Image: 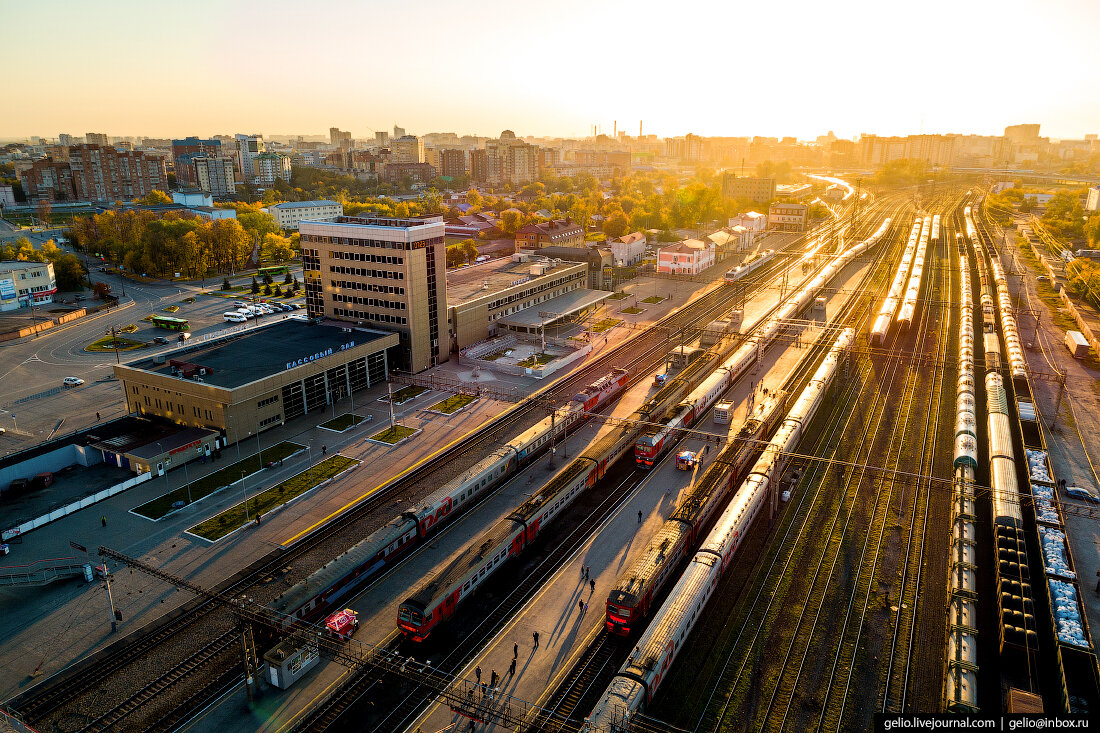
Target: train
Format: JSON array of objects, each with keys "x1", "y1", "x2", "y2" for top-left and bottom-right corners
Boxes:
[
  {"x1": 634, "y1": 219, "x2": 892, "y2": 469},
  {"x1": 871, "y1": 219, "x2": 924, "y2": 346},
  {"x1": 586, "y1": 328, "x2": 855, "y2": 728},
  {"x1": 896, "y1": 216, "x2": 933, "y2": 329},
  {"x1": 607, "y1": 389, "x2": 788, "y2": 635},
  {"x1": 398, "y1": 219, "x2": 891, "y2": 642},
  {"x1": 264, "y1": 368, "x2": 630, "y2": 630},
  {"x1": 945, "y1": 243, "x2": 980, "y2": 713},
  {"x1": 723, "y1": 250, "x2": 776, "y2": 284}
]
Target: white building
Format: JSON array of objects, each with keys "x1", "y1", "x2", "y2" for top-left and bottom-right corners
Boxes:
[
  {"x1": 268, "y1": 200, "x2": 343, "y2": 230},
  {"x1": 0, "y1": 185, "x2": 14, "y2": 208},
  {"x1": 1086, "y1": 186, "x2": 1100, "y2": 212},
  {"x1": 235, "y1": 134, "x2": 265, "y2": 180},
  {"x1": 729, "y1": 211, "x2": 767, "y2": 232},
  {"x1": 172, "y1": 191, "x2": 213, "y2": 207},
  {"x1": 609, "y1": 231, "x2": 647, "y2": 266},
  {"x1": 253, "y1": 153, "x2": 292, "y2": 186},
  {"x1": 0, "y1": 261, "x2": 56, "y2": 311},
  {"x1": 657, "y1": 239, "x2": 715, "y2": 275}
]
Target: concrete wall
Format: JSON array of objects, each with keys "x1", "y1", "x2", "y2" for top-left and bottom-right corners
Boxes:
[
  {"x1": 0, "y1": 443, "x2": 102, "y2": 491},
  {"x1": 2, "y1": 472, "x2": 151, "y2": 540}
]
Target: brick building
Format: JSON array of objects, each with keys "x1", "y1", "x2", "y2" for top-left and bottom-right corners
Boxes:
[
  {"x1": 69, "y1": 145, "x2": 167, "y2": 201},
  {"x1": 515, "y1": 219, "x2": 584, "y2": 250},
  {"x1": 440, "y1": 149, "x2": 466, "y2": 178}
]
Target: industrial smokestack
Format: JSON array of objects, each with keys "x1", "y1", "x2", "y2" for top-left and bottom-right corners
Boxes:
[
  {"x1": 614, "y1": 120, "x2": 617, "y2": 137},
  {"x1": 639, "y1": 120, "x2": 643, "y2": 138}
]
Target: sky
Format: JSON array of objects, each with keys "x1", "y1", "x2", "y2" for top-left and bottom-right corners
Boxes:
[{"x1": 3, "y1": 0, "x2": 1099, "y2": 141}]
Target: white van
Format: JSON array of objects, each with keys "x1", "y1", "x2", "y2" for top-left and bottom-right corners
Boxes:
[{"x1": 224, "y1": 312, "x2": 247, "y2": 323}]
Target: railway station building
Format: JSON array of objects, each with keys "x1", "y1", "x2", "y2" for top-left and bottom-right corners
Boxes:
[{"x1": 113, "y1": 318, "x2": 399, "y2": 442}]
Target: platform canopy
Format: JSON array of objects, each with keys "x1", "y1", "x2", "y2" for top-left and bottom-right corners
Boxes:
[{"x1": 496, "y1": 288, "x2": 612, "y2": 329}]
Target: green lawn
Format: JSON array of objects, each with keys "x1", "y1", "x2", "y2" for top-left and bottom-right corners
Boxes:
[
  {"x1": 86, "y1": 335, "x2": 145, "y2": 352},
  {"x1": 621, "y1": 306, "x2": 645, "y2": 314},
  {"x1": 163, "y1": 305, "x2": 180, "y2": 312},
  {"x1": 119, "y1": 323, "x2": 138, "y2": 333},
  {"x1": 641, "y1": 295, "x2": 666, "y2": 304},
  {"x1": 517, "y1": 352, "x2": 554, "y2": 367},
  {"x1": 320, "y1": 413, "x2": 368, "y2": 431},
  {"x1": 382, "y1": 385, "x2": 428, "y2": 404},
  {"x1": 141, "y1": 314, "x2": 155, "y2": 321},
  {"x1": 182, "y1": 297, "x2": 195, "y2": 303},
  {"x1": 592, "y1": 318, "x2": 622, "y2": 333},
  {"x1": 607, "y1": 291, "x2": 631, "y2": 300},
  {"x1": 187, "y1": 455, "x2": 359, "y2": 541},
  {"x1": 369, "y1": 425, "x2": 419, "y2": 444},
  {"x1": 430, "y1": 394, "x2": 477, "y2": 414},
  {"x1": 132, "y1": 441, "x2": 305, "y2": 520}
]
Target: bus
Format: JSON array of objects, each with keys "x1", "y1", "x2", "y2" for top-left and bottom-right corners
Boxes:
[
  {"x1": 150, "y1": 315, "x2": 190, "y2": 331},
  {"x1": 258, "y1": 265, "x2": 290, "y2": 278}
]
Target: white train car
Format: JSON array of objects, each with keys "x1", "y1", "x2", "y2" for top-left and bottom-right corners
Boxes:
[
  {"x1": 897, "y1": 216, "x2": 932, "y2": 328},
  {"x1": 871, "y1": 219, "x2": 923, "y2": 346},
  {"x1": 586, "y1": 328, "x2": 855, "y2": 727}
]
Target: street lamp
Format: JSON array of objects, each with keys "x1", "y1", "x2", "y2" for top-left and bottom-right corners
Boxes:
[{"x1": 241, "y1": 470, "x2": 250, "y2": 523}]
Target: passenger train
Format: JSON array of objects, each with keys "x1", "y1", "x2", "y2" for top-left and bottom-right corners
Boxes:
[
  {"x1": 871, "y1": 218, "x2": 923, "y2": 346},
  {"x1": 264, "y1": 368, "x2": 629, "y2": 630},
  {"x1": 586, "y1": 328, "x2": 855, "y2": 728},
  {"x1": 634, "y1": 219, "x2": 892, "y2": 469},
  {"x1": 896, "y1": 216, "x2": 933, "y2": 329},
  {"x1": 398, "y1": 220, "x2": 891, "y2": 642},
  {"x1": 723, "y1": 250, "x2": 776, "y2": 284},
  {"x1": 607, "y1": 389, "x2": 788, "y2": 634}
]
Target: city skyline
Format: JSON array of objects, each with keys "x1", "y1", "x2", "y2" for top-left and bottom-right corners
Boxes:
[{"x1": 3, "y1": 0, "x2": 1099, "y2": 141}]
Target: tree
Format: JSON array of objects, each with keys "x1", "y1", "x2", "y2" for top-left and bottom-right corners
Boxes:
[
  {"x1": 263, "y1": 283, "x2": 272, "y2": 295},
  {"x1": 52, "y1": 253, "x2": 86, "y2": 291},
  {"x1": 93, "y1": 281, "x2": 112, "y2": 300},
  {"x1": 138, "y1": 190, "x2": 173, "y2": 205},
  {"x1": 283, "y1": 271, "x2": 293, "y2": 285},
  {"x1": 261, "y1": 233, "x2": 295, "y2": 264},
  {"x1": 222, "y1": 276, "x2": 232, "y2": 290},
  {"x1": 251, "y1": 277, "x2": 260, "y2": 294},
  {"x1": 36, "y1": 199, "x2": 52, "y2": 226},
  {"x1": 262, "y1": 272, "x2": 273, "y2": 285},
  {"x1": 1086, "y1": 214, "x2": 1100, "y2": 247},
  {"x1": 499, "y1": 210, "x2": 525, "y2": 235},
  {"x1": 603, "y1": 211, "x2": 630, "y2": 238}
]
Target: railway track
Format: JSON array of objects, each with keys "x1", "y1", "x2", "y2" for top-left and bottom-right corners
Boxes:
[{"x1": 8, "y1": 220, "x2": 837, "y2": 733}]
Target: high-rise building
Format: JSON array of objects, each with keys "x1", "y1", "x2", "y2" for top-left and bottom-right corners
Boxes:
[
  {"x1": 85, "y1": 132, "x2": 109, "y2": 146},
  {"x1": 1004, "y1": 124, "x2": 1041, "y2": 145},
  {"x1": 58, "y1": 134, "x2": 74, "y2": 147},
  {"x1": 375, "y1": 131, "x2": 389, "y2": 148},
  {"x1": 68, "y1": 145, "x2": 167, "y2": 201},
  {"x1": 19, "y1": 158, "x2": 76, "y2": 201},
  {"x1": 299, "y1": 214, "x2": 448, "y2": 372},
  {"x1": 253, "y1": 152, "x2": 292, "y2": 186},
  {"x1": 393, "y1": 125, "x2": 406, "y2": 139},
  {"x1": 392, "y1": 135, "x2": 424, "y2": 164},
  {"x1": 172, "y1": 138, "x2": 222, "y2": 187},
  {"x1": 469, "y1": 149, "x2": 489, "y2": 182},
  {"x1": 235, "y1": 134, "x2": 265, "y2": 180},
  {"x1": 858, "y1": 134, "x2": 956, "y2": 167},
  {"x1": 330, "y1": 127, "x2": 352, "y2": 149},
  {"x1": 485, "y1": 130, "x2": 538, "y2": 184},
  {"x1": 193, "y1": 156, "x2": 237, "y2": 196},
  {"x1": 440, "y1": 149, "x2": 466, "y2": 178}
]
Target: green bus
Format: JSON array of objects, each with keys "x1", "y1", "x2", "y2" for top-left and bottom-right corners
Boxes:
[
  {"x1": 258, "y1": 265, "x2": 290, "y2": 278},
  {"x1": 150, "y1": 315, "x2": 190, "y2": 331}
]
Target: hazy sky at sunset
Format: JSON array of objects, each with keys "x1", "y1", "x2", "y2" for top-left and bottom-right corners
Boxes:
[{"x1": 3, "y1": 0, "x2": 1098, "y2": 141}]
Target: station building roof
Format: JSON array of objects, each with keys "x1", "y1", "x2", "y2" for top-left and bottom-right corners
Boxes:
[{"x1": 496, "y1": 288, "x2": 611, "y2": 328}]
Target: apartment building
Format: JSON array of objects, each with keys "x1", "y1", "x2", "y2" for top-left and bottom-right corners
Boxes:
[
  {"x1": 253, "y1": 152, "x2": 292, "y2": 186},
  {"x1": 299, "y1": 215, "x2": 448, "y2": 372},
  {"x1": 858, "y1": 134, "x2": 956, "y2": 167},
  {"x1": 68, "y1": 145, "x2": 167, "y2": 201},
  {"x1": 19, "y1": 157, "x2": 76, "y2": 201},
  {"x1": 440, "y1": 149, "x2": 466, "y2": 178},
  {"x1": 172, "y1": 138, "x2": 222, "y2": 186},
  {"x1": 392, "y1": 135, "x2": 424, "y2": 164},
  {"x1": 768, "y1": 202, "x2": 807, "y2": 232},
  {"x1": 469, "y1": 149, "x2": 490, "y2": 182},
  {"x1": 193, "y1": 156, "x2": 237, "y2": 196},
  {"x1": 85, "y1": 132, "x2": 109, "y2": 146},
  {"x1": 330, "y1": 127, "x2": 352, "y2": 148},
  {"x1": 721, "y1": 174, "x2": 776, "y2": 202},
  {"x1": 235, "y1": 134, "x2": 265, "y2": 179},
  {"x1": 486, "y1": 130, "x2": 538, "y2": 184}
]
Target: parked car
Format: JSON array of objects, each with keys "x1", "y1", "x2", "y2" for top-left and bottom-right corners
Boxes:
[
  {"x1": 234, "y1": 301, "x2": 249, "y2": 308},
  {"x1": 1065, "y1": 485, "x2": 1100, "y2": 504},
  {"x1": 152, "y1": 336, "x2": 169, "y2": 345},
  {"x1": 75, "y1": 295, "x2": 86, "y2": 301},
  {"x1": 279, "y1": 303, "x2": 294, "y2": 312},
  {"x1": 31, "y1": 472, "x2": 53, "y2": 490},
  {"x1": 63, "y1": 377, "x2": 84, "y2": 387}
]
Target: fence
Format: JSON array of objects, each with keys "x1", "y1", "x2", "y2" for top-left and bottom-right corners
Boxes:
[{"x1": 2, "y1": 472, "x2": 152, "y2": 541}]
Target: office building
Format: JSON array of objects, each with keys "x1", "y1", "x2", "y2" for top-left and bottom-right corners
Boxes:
[
  {"x1": 172, "y1": 138, "x2": 222, "y2": 186},
  {"x1": 85, "y1": 132, "x2": 109, "y2": 146},
  {"x1": 235, "y1": 134, "x2": 265, "y2": 180},
  {"x1": 114, "y1": 319, "x2": 399, "y2": 437},
  {"x1": 193, "y1": 156, "x2": 237, "y2": 196},
  {"x1": 253, "y1": 152, "x2": 292, "y2": 186},
  {"x1": 268, "y1": 200, "x2": 343, "y2": 230},
  {"x1": 330, "y1": 127, "x2": 353, "y2": 149},
  {"x1": 515, "y1": 219, "x2": 584, "y2": 250},
  {"x1": 0, "y1": 261, "x2": 56, "y2": 311},
  {"x1": 299, "y1": 215, "x2": 448, "y2": 372},
  {"x1": 440, "y1": 149, "x2": 466, "y2": 178},
  {"x1": 722, "y1": 174, "x2": 776, "y2": 202},
  {"x1": 392, "y1": 135, "x2": 424, "y2": 164},
  {"x1": 69, "y1": 145, "x2": 168, "y2": 201}
]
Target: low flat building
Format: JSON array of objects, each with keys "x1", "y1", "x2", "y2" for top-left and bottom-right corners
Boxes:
[
  {"x1": 776, "y1": 183, "x2": 812, "y2": 199},
  {"x1": 448, "y1": 256, "x2": 588, "y2": 349},
  {"x1": 768, "y1": 202, "x2": 807, "y2": 232},
  {"x1": 114, "y1": 318, "x2": 399, "y2": 440},
  {"x1": 0, "y1": 260, "x2": 56, "y2": 311},
  {"x1": 657, "y1": 239, "x2": 715, "y2": 275},
  {"x1": 268, "y1": 200, "x2": 343, "y2": 230},
  {"x1": 529, "y1": 245, "x2": 613, "y2": 289}
]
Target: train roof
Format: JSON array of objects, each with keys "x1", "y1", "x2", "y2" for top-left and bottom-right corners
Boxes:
[
  {"x1": 608, "y1": 522, "x2": 691, "y2": 605},
  {"x1": 404, "y1": 518, "x2": 519, "y2": 609},
  {"x1": 510, "y1": 458, "x2": 587, "y2": 522}
]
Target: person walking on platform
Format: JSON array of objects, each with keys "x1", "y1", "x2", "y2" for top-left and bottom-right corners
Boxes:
[
  {"x1": 490, "y1": 670, "x2": 498, "y2": 688},
  {"x1": 638, "y1": 510, "x2": 643, "y2": 524},
  {"x1": 579, "y1": 599, "x2": 584, "y2": 615},
  {"x1": 590, "y1": 579, "x2": 596, "y2": 593},
  {"x1": 101, "y1": 515, "x2": 107, "y2": 527},
  {"x1": 513, "y1": 641, "x2": 518, "y2": 659},
  {"x1": 509, "y1": 657, "x2": 517, "y2": 676},
  {"x1": 533, "y1": 631, "x2": 539, "y2": 649},
  {"x1": 585, "y1": 565, "x2": 590, "y2": 581},
  {"x1": 475, "y1": 665, "x2": 481, "y2": 684},
  {"x1": 583, "y1": 601, "x2": 589, "y2": 615}
]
